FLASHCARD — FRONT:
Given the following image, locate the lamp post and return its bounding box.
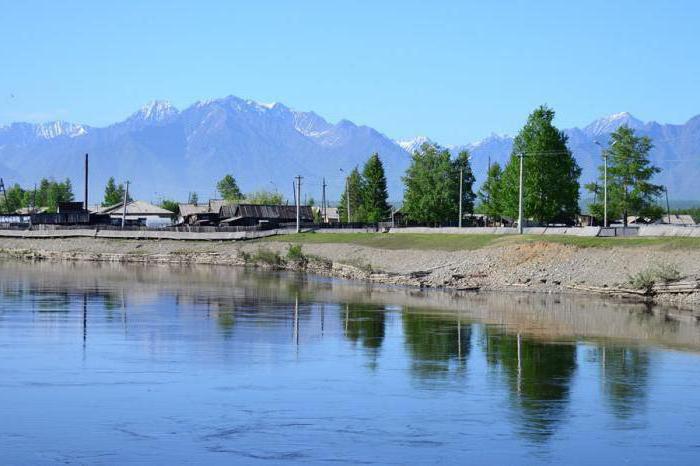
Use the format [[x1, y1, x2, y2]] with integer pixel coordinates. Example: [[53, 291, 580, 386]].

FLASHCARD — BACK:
[[517, 152, 524, 234], [340, 168, 350, 223], [594, 140, 615, 228]]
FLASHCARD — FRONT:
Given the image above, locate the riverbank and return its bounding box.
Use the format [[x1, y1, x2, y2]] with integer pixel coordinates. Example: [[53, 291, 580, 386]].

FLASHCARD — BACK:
[[1, 234, 699, 308]]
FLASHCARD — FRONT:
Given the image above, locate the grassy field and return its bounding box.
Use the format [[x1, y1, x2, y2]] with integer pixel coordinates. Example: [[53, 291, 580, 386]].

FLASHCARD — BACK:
[[261, 232, 700, 251]]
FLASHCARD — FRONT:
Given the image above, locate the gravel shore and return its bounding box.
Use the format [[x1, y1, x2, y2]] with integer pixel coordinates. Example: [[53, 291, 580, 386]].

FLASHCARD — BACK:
[[1, 236, 699, 308]]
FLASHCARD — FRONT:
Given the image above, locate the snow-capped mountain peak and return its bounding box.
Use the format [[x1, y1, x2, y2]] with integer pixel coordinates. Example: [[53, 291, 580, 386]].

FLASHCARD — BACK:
[[396, 136, 432, 153], [583, 112, 644, 136], [130, 100, 179, 123], [35, 121, 87, 139]]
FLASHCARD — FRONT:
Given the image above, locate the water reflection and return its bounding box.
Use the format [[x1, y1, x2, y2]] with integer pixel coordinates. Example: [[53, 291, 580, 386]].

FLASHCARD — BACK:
[[596, 346, 651, 420], [483, 328, 577, 440], [402, 310, 470, 379], [2, 260, 700, 463]]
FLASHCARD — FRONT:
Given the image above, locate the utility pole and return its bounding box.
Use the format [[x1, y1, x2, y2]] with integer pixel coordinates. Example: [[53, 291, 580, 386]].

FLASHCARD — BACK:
[[84, 153, 89, 211], [517, 152, 524, 234], [458, 168, 463, 228], [345, 177, 351, 224], [295, 175, 302, 233], [121, 181, 130, 229], [595, 140, 612, 228], [604, 153, 608, 228], [486, 155, 491, 227], [322, 177, 327, 223], [0, 178, 7, 210], [665, 186, 671, 224]]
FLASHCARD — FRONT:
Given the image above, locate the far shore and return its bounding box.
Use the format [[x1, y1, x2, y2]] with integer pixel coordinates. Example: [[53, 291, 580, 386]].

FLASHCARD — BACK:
[[0, 233, 699, 310]]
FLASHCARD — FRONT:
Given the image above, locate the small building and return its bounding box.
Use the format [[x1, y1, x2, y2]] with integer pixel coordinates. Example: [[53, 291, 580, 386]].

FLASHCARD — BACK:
[[178, 199, 226, 225], [219, 204, 313, 227], [313, 206, 340, 224], [99, 200, 174, 228], [656, 214, 696, 226]]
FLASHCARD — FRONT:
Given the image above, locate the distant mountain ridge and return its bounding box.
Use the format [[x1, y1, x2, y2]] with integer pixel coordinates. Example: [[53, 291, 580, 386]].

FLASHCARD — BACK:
[[1, 96, 698, 201]]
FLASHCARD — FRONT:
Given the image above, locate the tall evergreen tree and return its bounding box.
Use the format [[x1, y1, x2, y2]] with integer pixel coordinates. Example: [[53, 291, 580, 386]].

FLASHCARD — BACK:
[[478, 162, 503, 221], [501, 106, 581, 224], [401, 143, 459, 225], [102, 177, 128, 206], [587, 126, 662, 226], [361, 153, 391, 223], [338, 167, 364, 222], [453, 150, 476, 219]]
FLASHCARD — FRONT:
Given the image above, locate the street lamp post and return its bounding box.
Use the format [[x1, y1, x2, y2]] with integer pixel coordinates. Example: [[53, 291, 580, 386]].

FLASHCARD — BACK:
[[340, 168, 350, 223], [595, 140, 615, 228]]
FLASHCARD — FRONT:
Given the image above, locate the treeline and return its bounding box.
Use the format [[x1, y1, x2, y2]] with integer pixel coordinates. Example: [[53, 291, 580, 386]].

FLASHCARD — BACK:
[[0, 179, 74, 213], [403, 105, 665, 226]]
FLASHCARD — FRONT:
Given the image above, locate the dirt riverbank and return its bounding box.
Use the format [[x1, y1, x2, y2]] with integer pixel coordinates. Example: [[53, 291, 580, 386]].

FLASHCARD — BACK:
[[1, 235, 699, 309]]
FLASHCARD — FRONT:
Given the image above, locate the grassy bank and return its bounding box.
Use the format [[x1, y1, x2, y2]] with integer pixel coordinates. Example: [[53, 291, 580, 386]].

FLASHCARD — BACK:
[[261, 232, 700, 251]]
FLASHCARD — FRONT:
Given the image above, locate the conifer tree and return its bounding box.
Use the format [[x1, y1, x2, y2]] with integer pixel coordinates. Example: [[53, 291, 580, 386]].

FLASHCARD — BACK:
[[338, 167, 364, 222], [361, 153, 391, 223], [500, 106, 581, 224], [478, 162, 503, 221]]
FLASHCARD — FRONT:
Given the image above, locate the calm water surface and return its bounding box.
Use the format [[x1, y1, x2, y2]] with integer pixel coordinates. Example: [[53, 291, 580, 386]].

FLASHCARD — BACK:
[[1, 260, 700, 464]]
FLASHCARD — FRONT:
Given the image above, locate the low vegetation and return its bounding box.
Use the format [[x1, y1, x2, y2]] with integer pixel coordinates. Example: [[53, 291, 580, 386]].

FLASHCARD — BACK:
[[262, 232, 700, 251], [628, 262, 682, 290], [251, 247, 283, 266]]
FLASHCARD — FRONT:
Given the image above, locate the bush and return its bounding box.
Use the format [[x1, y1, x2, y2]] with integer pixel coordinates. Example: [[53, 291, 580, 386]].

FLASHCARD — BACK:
[[628, 262, 681, 290], [286, 244, 306, 262], [252, 247, 283, 266]]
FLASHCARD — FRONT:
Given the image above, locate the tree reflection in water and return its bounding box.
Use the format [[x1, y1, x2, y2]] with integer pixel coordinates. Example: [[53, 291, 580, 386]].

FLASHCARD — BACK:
[[402, 310, 471, 380], [342, 303, 386, 368], [596, 345, 651, 420], [483, 327, 577, 441]]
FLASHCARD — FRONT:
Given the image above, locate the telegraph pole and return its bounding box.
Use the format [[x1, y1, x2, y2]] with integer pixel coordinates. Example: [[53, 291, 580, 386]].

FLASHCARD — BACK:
[[0, 178, 7, 210], [517, 152, 524, 234], [295, 175, 302, 233], [603, 152, 608, 227], [121, 181, 130, 229], [83, 153, 89, 211], [486, 155, 491, 226], [458, 168, 463, 228], [665, 186, 671, 224], [322, 177, 327, 223]]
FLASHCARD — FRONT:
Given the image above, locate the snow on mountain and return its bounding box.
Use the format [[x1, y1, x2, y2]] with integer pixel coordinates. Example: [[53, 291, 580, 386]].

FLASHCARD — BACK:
[[396, 136, 432, 154], [583, 111, 644, 137], [1, 105, 698, 201], [0, 96, 410, 201], [35, 121, 88, 139], [127, 100, 179, 124]]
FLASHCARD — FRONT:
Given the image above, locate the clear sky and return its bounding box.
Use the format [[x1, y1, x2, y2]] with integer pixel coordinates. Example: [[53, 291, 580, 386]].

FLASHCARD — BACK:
[[1, 0, 698, 144]]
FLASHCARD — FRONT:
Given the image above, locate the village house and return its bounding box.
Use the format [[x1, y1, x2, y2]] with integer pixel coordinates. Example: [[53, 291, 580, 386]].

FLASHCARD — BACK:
[[98, 200, 174, 227], [219, 204, 313, 227]]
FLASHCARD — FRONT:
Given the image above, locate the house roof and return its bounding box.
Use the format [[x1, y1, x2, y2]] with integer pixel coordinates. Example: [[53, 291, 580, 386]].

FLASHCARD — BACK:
[[220, 204, 313, 221], [99, 200, 173, 216], [178, 203, 209, 217], [15, 207, 48, 215], [658, 214, 696, 225]]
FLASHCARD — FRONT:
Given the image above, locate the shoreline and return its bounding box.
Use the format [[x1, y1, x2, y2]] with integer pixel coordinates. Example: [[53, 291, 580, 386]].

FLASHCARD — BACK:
[[1, 235, 699, 310]]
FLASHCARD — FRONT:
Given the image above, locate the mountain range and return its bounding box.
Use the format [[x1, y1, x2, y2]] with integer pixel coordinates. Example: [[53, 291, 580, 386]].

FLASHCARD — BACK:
[[1, 96, 698, 202]]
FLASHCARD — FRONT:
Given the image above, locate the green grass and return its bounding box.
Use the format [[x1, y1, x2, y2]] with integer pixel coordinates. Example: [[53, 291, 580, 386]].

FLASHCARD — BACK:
[[261, 232, 700, 251]]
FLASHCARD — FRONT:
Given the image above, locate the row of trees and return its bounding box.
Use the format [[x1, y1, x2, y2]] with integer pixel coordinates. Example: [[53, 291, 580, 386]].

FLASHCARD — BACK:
[[472, 106, 662, 226], [0, 179, 74, 213]]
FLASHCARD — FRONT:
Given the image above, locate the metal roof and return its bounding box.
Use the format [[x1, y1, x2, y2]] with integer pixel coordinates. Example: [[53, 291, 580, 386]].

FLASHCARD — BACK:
[[99, 200, 173, 216], [220, 204, 313, 221]]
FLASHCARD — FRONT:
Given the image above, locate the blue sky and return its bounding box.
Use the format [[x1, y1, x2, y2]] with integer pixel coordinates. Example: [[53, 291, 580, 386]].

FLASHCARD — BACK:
[[1, 0, 698, 144]]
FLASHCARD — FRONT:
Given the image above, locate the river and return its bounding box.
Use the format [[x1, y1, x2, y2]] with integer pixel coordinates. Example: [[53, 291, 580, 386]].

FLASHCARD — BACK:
[[1, 260, 699, 464]]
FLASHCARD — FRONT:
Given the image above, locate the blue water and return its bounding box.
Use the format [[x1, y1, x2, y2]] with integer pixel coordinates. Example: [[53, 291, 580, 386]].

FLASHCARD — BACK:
[[1, 261, 699, 464]]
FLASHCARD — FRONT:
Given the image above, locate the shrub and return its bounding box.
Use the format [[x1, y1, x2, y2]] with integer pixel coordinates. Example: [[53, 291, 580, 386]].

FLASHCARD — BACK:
[[286, 244, 305, 262], [252, 247, 283, 266], [628, 262, 681, 290]]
